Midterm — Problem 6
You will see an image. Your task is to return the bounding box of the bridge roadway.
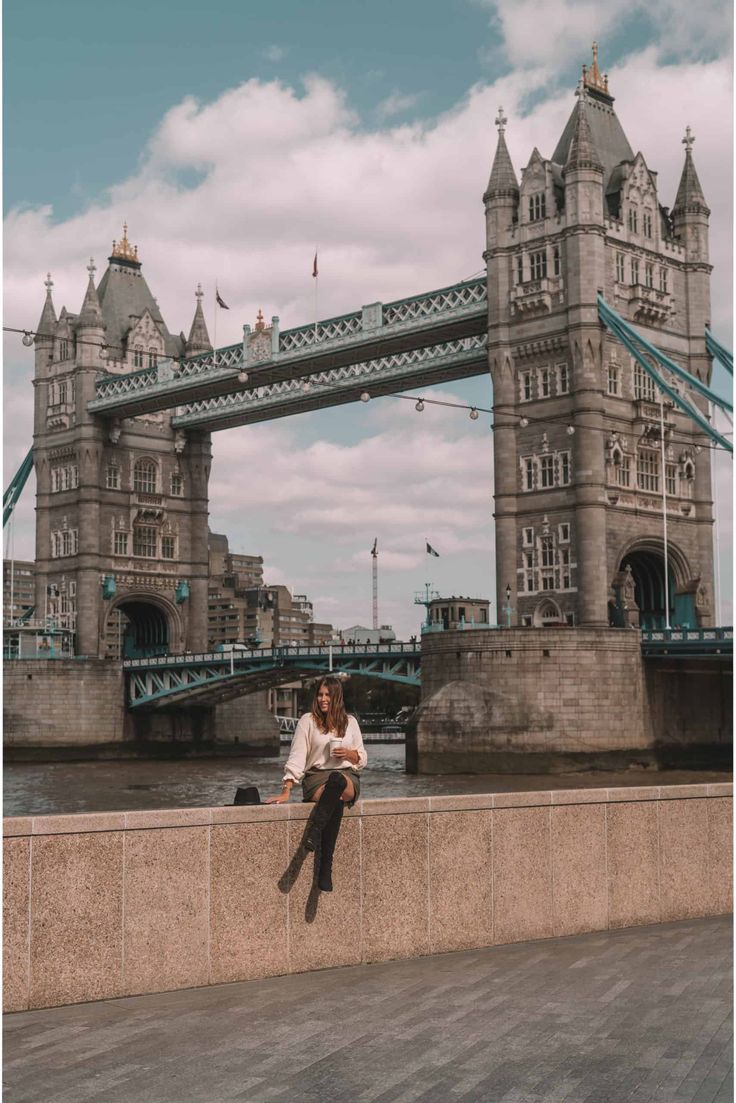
[87,277,488,427]
[123,630,731,710]
[124,641,421,709]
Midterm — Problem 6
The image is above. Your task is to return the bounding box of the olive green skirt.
[302,768,360,807]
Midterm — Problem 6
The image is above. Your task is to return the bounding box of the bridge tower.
[485,46,715,630]
[32,228,213,658]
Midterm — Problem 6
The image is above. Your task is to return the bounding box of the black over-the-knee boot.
[318,802,344,892]
[305,771,347,852]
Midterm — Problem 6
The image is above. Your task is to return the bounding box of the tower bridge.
[4,45,732,767]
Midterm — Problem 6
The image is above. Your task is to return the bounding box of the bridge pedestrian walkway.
[4,916,731,1103]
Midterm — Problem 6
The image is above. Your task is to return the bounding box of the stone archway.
[103,594,182,659]
[532,598,563,627]
[614,538,696,630]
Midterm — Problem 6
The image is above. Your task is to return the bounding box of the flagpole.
[213,282,218,368]
[313,247,319,341]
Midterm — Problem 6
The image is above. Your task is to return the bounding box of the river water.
[3,744,731,817]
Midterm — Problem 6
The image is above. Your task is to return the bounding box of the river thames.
[3,743,731,816]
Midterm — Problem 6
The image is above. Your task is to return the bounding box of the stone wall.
[3,661,280,759]
[410,627,731,772]
[3,783,732,1011]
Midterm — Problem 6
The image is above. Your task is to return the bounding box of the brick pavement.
[3,917,732,1103]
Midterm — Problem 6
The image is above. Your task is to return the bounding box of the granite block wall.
[3,783,731,1012]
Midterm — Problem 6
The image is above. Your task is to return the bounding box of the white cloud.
[263,45,286,63]
[4,35,732,633]
[376,91,422,120]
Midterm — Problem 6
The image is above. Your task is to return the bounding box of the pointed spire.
[673,126,709,214]
[484,106,519,200]
[185,283,212,356]
[564,92,603,174]
[76,259,106,330]
[35,273,57,343]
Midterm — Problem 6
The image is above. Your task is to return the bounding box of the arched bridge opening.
[107,599,170,660]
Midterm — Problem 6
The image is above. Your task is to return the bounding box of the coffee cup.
[329,738,344,756]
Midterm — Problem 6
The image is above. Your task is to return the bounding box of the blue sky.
[4,0,733,634]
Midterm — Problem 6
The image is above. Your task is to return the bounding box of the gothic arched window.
[133,458,157,494]
[148,347,158,368]
[133,345,144,369]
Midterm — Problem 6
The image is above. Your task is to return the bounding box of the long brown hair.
[311,676,349,738]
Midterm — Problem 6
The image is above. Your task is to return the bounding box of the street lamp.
[504,584,513,629]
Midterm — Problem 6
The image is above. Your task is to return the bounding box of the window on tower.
[529,193,546,222]
[106,465,120,490]
[557,363,569,394]
[170,472,184,497]
[665,464,677,496]
[615,456,631,487]
[615,253,625,282]
[525,458,535,491]
[645,263,654,288]
[114,532,129,556]
[133,458,157,494]
[516,254,524,284]
[558,451,571,486]
[161,535,176,560]
[659,266,669,292]
[530,251,547,280]
[133,345,144,369]
[637,450,660,492]
[643,211,652,238]
[633,363,657,402]
[631,258,640,285]
[133,524,158,558]
[628,207,638,234]
[540,455,554,488]
[608,362,620,395]
[58,339,69,362]
[553,246,561,276]
[539,367,551,397]
[521,372,532,402]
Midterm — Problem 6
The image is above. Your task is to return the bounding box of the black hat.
[231,786,262,806]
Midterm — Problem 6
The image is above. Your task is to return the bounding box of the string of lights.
[5,321,732,455]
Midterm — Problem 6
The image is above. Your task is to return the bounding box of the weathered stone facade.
[409,628,731,773]
[32,233,212,660]
[485,51,715,631]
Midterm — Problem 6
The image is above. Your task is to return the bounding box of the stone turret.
[75,260,107,370]
[672,127,710,266]
[484,106,519,256]
[34,274,57,378]
[185,284,212,357]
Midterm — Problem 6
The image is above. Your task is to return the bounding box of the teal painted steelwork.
[706,329,733,376]
[597,297,733,453]
[124,642,421,709]
[640,626,732,658]
[88,278,487,421]
[3,448,34,527]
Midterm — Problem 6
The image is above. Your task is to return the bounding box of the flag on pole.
[215,289,230,310]
[426,541,440,557]
[371,538,378,556]
[312,252,318,278]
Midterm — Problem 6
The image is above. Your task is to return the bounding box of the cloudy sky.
[4,0,733,635]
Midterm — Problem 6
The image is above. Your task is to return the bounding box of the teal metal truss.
[4,448,33,527]
[125,642,421,709]
[598,295,732,452]
[87,277,487,422]
[640,626,732,659]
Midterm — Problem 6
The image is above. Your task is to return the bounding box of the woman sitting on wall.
[266,676,366,892]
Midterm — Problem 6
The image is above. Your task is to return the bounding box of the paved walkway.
[3,917,732,1103]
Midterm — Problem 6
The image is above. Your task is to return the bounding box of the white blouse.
[282,714,367,785]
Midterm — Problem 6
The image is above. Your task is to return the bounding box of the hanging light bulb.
[360,392,371,402]
[566,424,575,435]
[469,407,479,421]
[415,399,425,412]
[21,331,34,347]
[519,416,529,428]
[238,370,249,384]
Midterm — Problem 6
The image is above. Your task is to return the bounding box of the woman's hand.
[333,747,359,765]
[265,789,291,804]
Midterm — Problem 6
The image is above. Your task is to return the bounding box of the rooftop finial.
[495,105,507,135]
[87,257,96,278]
[255,308,265,331]
[44,273,54,292]
[195,283,204,301]
[682,125,695,152]
[582,40,609,96]
[110,221,140,263]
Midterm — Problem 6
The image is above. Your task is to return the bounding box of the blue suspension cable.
[598,295,732,415]
[597,297,732,453]
[705,328,733,376]
[3,448,34,527]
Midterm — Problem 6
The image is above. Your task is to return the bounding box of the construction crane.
[371,538,378,630]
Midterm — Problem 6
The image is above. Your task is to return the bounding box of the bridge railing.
[122,641,421,670]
